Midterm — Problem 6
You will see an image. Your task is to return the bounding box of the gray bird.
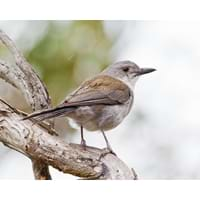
[23,61,156,153]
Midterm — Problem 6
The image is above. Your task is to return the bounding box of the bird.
[23,60,156,153]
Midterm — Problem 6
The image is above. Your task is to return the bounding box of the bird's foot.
[98,147,117,160]
[80,139,87,150]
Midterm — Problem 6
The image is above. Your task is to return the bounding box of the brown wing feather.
[63,75,131,106]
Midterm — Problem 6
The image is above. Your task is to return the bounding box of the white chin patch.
[131,76,139,85]
[119,76,139,89]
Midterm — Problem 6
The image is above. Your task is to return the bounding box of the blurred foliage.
[26,21,114,105]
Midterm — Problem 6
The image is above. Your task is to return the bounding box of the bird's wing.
[61,75,131,107]
[22,75,132,121]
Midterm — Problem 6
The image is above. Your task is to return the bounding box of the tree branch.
[0,29,51,111]
[0,60,18,88]
[0,29,52,179]
[0,99,135,179]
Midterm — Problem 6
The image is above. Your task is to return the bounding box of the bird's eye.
[123,67,129,72]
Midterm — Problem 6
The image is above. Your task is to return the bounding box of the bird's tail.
[22,106,75,122]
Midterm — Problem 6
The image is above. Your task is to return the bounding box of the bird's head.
[102,60,156,87]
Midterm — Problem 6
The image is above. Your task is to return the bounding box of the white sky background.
[0,21,200,179]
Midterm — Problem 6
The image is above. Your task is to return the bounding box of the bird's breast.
[67,95,134,132]
[97,96,133,131]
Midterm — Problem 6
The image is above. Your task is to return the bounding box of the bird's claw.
[98,147,117,160]
[80,139,87,150]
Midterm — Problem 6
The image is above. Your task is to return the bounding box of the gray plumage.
[23,60,155,150]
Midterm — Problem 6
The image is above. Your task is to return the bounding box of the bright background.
[0,21,200,179]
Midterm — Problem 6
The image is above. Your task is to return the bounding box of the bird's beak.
[136,68,156,76]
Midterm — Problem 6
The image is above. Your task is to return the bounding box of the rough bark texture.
[0,29,52,179]
[0,99,135,179]
[0,29,137,180]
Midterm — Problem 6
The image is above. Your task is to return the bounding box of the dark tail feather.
[22,106,75,122]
